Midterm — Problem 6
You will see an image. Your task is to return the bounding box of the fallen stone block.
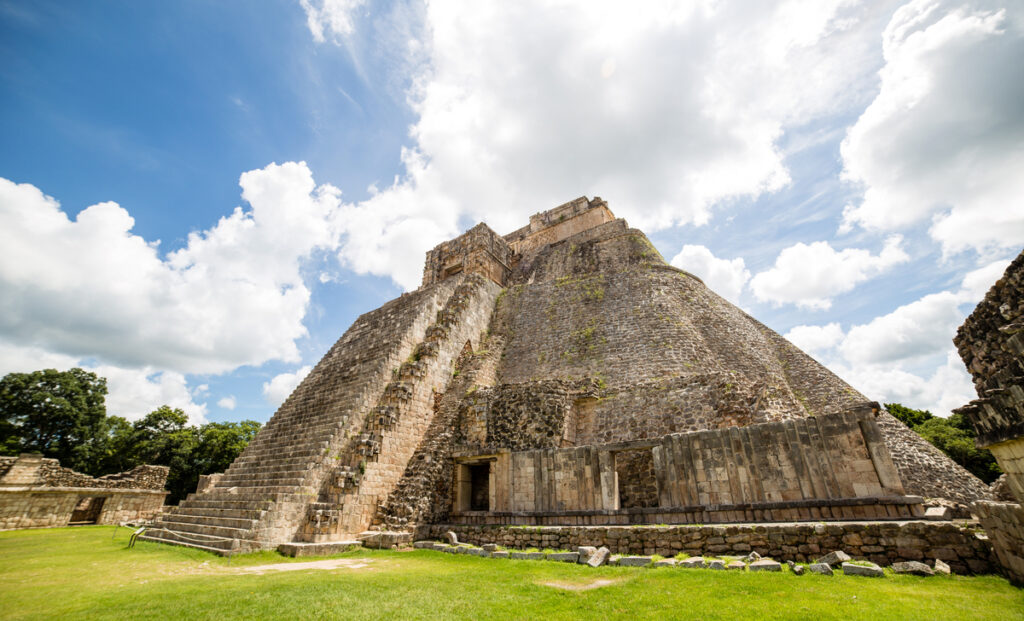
[891,561,934,576]
[816,550,851,567]
[413,541,434,549]
[746,551,761,562]
[510,551,545,560]
[431,543,449,551]
[791,565,805,576]
[726,561,746,571]
[468,548,487,557]
[617,556,653,567]
[653,559,678,568]
[842,562,884,577]
[808,563,833,576]
[679,557,705,568]
[749,559,782,572]
[708,560,726,570]
[490,551,509,559]
[482,543,497,552]
[445,531,459,545]
[934,559,951,575]
[547,552,580,563]
[925,506,952,521]
[577,546,597,564]
[587,547,611,568]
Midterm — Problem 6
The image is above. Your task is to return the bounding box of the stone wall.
[422,223,512,287]
[0,455,169,530]
[973,501,1024,585]
[455,410,914,524]
[423,521,993,575]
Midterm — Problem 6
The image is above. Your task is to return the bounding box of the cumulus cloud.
[217,396,237,411]
[749,236,908,309]
[669,245,750,305]
[841,0,1024,255]
[785,323,845,356]
[263,365,313,408]
[0,164,342,375]
[300,0,367,42]
[303,0,904,289]
[786,257,1014,415]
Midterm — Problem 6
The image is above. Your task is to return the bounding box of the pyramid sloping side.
[489,222,991,503]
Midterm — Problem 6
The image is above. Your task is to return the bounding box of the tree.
[885,402,1002,484]
[0,368,108,472]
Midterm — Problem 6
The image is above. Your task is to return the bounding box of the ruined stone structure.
[955,249,1024,585]
[142,197,990,556]
[0,454,168,530]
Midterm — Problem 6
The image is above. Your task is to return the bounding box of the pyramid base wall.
[973,501,1024,585]
[420,521,993,574]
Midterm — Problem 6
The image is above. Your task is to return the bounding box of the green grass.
[1,527,1022,620]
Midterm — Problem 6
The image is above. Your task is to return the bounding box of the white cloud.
[300,0,367,42]
[669,245,750,305]
[839,291,962,364]
[785,323,845,355]
[0,163,343,375]
[217,396,237,410]
[263,365,313,408]
[749,236,908,309]
[841,0,1024,255]
[792,257,1015,415]
[305,0,905,290]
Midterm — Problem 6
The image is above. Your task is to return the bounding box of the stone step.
[152,519,255,540]
[217,473,310,487]
[157,513,258,530]
[137,532,237,556]
[219,465,315,478]
[204,484,316,496]
[162,506,266,520]
[138,528,261,555]
[183,490,306,503]
[228,456,328,470]
[177,497,274,511]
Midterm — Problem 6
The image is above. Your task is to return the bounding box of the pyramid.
[141,197,990,555]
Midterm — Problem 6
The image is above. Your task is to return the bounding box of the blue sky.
[1,0,1022,424]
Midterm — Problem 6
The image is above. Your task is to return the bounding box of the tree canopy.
[1,368,260,503]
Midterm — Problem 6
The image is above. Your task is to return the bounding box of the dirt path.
[234,558,376,575]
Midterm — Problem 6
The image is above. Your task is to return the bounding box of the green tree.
[886,402,1002,484]
[0,368,108,472]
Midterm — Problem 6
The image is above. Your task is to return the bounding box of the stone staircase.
[292,274,501,544]
[140,278,465,554]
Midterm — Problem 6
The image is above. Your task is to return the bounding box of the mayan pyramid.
[141,198,991,555]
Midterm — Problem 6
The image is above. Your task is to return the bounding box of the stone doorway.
[69,496,106,525]
[455,460,493,512]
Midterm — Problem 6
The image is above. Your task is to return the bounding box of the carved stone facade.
[142,197,992,557]
[0,454,168,530]
[954,249,1024,585]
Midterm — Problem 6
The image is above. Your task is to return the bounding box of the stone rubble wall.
[0,455,168,491]
[0,489,166,530]
[423,521,993,575]
[973,501,1024,585]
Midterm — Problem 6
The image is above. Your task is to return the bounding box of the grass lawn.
[1,526,1022,620]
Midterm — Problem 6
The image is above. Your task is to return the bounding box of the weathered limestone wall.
[0,455,167,491]
[422,223,512,287]
[459,410,912,524]
[504,196,615,256]
[954,248,1024,585]
[423,521,993,575]
[0,455,169,530]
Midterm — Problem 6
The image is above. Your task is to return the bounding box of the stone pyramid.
[142,197,990,555]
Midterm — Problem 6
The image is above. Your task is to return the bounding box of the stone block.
[491,551,510,559]
[413,541,435,549]
[808,563,833,576]
[925,506,952,521]
[816,550,851,567]
[842,562,884,577]
[791,565,805,575]
[708,559,726,570]
[726,561,746,571]
[617,556,653,567]
[577,546,597,564]
[891,561,934,576]
[679,557,705,568]
[934,559,951,575]
[653,559,678,568]
[482,543,497,552]
[587,547,611,567]
[749,559,782,572]
[547,552,580,563]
